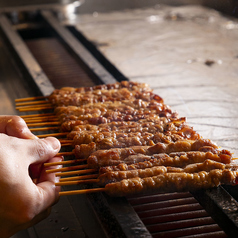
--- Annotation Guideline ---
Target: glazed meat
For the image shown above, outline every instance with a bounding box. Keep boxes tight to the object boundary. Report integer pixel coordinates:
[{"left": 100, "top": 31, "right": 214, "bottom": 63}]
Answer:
[
  {"left": 105, "top": 169, "right": 238, "bottom": 197},
  {"left": 85, "top": 139, "right": 219, "bottom": 167},
  {"left": 49, "top": 87, "right": 161, "bottom": 107},
  {"left": 66, "top": 117, "right": 200, "bottom": 143},
  {"left": 38, "top": 81, "right": 237, "bottom": 196},
  {"left": 98, "top": 151, "right": 231, "bottom": 174},
  {"left": 97, "top": 159, "right": 230, "bottom": 186},
  {"left": 54, "top": 100, "right": 172, "bottom": 120},
  {"left": 50, "top": 81, "right": 152, "bottom": 94}
]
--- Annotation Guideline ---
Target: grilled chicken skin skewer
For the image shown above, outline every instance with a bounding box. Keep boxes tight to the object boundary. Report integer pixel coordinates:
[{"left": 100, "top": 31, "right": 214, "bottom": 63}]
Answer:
[
  {"left": 79, "top": 138, "right": 220, "bottom": 165},
  {"left": 98, "top": 150, "right": 232, "bottom": 174},
  {"left": 104, "top": 169, "right": 238, "bottom": 197},
  {"left": 97, "top": 159, "right": 233, "bottom": 186}
]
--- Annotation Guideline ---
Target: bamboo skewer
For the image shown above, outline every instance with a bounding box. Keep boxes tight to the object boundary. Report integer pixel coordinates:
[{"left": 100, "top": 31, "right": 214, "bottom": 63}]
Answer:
[
  {"left": 61, "top": 143, "right": 73, "bottom": 147},
  {"left": 58, "top": 139, "right": 73, "bottom": 143},
  {"left": 30, "top": 127, "right": 60, "bottom": 132},
  {"left": 59, "top": 174, "right": 98, "bottom": 182},
  {"left": 56, "top": 151, "right": 75, "bottom": 157},
  {"left": 56, "top": 168, "right": 97, "bottom": 177},
  {"left": 15, "top": 100, "right": 49, "bottom": 107},
  {"left": 59, "top": 187, "right": 105, "bottom": 196},
  {"left": 24, "top": 116, "right": 58, "bottom": 123},
  {"left": 21, "top": 113, "right": 55, "bottom": 119},
  {"left": 16, "top": 104, "right": 53, "bottom": 110},
  {"left": 44, "top": 158, "right": 86, "bottom": 167},
  {"left": 37, "top": 132, "right": 68, "bottom": 138},
  {"left": 15, "top": 96, "right": 48, "bottom": 102},
  {"left": 46, "top": 164, "right": 90, "bottom": 173},
  {"left": 56, "top": 179, "right": 99, "bottom": 186},
  {"left": 18, "top": 106, "right": 54, "bottom": 112},
  {"left": 27, "top": 122, "right": 61, "bottom": 127}
]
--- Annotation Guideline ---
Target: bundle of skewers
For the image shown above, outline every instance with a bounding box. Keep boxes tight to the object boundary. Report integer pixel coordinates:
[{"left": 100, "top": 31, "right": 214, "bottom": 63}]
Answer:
[{"left": 15, "top": 81, "right": 238, "bottom": 197}]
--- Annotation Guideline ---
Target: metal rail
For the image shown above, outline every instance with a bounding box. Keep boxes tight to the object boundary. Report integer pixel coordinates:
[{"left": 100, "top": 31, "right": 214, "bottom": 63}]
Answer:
[{"left": 0, "top": 14, "right": 54, "bottom": 96}]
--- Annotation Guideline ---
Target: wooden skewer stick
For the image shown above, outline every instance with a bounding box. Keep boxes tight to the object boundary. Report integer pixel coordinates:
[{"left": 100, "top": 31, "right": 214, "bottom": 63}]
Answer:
[
  {"left": 27, "top": 122, "right": 60, "bottom": 127},
  {"left": 25, "top": 119, "right": 58, "bottom": 124},
  {"left": 59, "top": 187, "right": 105, "bottom": 196},
  {"left": 16, "top": 104, "right": 52, "bottom": 110},
  {"left": 24, "top": 116, "right": 58, "bottom": 123},
  {"left": 15, "top": 96, "right": 48, "bottom": 102},
  {"left": 44, "top": 159, "right": 87, "bottom": 167},
  {"left": 18, "top": 106, "right": 54, "bottom": 112},
  {"left": 15, "top": 100, "right": 49, "bottom": 106},
  {"left": 61, "top": 143, "right": 73, "bottom": 147},
  {"left": 37, "top": 132, "right": 68, "bottom": 138},
  {"left": 58, "top": 139, "right": 73, "bottom": 144},
  {"left": 56, "top": 168, "right": 97, "bottom": 177},
  {"left": 56, "top": 151, "right": 75, "bottom": 157},
  {"left": 46, "top": 164, "right": 89, "bottom": 173},
  {"left": 56, "top": 179, "right": 99, "bottom": 186},
  {"left": 21, "top": 113, "right": 55, "bottom": 119},
  {"left": 30, "top": 127, "right": 60, "bottom": 132},
  {"left": 59, "top": 174, "right": 98, "bottom": 182}
]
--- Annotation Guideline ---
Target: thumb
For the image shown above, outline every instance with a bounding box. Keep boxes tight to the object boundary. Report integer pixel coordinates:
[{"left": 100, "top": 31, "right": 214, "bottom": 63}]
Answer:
[{"left": 30, "top": 137, "right": 61, "bottom": 164}]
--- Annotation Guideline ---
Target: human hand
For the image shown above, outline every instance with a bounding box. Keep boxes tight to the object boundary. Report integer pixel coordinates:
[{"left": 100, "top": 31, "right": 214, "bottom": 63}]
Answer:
[
  {"left": 0, "top": 115, "right": 37, "bottom": 139},
  {"left": 0, "top": 116, "right": 62, "bottom": 237}
]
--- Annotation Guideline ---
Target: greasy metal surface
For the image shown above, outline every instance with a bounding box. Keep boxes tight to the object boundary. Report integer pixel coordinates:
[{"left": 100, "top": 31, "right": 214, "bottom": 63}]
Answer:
[
  {"left": 0, "top": 14, "right": 54, "bottom": 96},
  {"left": 41, "top": 10, "right": 117, "bottom": 85}
]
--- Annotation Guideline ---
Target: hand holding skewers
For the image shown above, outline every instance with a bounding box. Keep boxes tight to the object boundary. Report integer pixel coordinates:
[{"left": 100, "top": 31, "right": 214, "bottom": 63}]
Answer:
[{"left": 0, "top": 115, "right": 62, "bottom": 238}]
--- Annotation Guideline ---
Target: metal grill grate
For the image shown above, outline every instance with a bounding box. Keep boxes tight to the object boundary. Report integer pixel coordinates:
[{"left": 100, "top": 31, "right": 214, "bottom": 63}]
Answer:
[
  {"left": 128, "top": 192, "right": 227, "bottom": 238},
  {"left": 25, "top": 37, "right": 98, "bottom": 89}
]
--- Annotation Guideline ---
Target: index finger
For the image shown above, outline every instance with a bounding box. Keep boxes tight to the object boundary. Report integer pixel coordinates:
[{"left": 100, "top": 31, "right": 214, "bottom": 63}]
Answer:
[
  {"left": 0, "top": 115, "right": 37, "bottom": 139},
  {"left": 32, "top": 156, "right": 62, "bottom": 214}
]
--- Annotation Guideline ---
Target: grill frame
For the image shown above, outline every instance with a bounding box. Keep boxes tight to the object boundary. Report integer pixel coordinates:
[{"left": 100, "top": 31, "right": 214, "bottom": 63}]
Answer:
[{"left": 1, "top": 8, "right": 238, "bottom": 238}]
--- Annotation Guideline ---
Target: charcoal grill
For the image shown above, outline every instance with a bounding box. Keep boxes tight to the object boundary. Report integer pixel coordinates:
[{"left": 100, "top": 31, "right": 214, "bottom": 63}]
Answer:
[{"left": 1, "top": 6, "right": 238, "bottom": 238}]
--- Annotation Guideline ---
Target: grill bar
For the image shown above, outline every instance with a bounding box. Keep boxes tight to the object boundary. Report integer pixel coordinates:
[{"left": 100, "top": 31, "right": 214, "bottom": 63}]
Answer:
[
  {"left": 141, "top": 210, "right": 209, "bottom": 225},
  {"left": 132, "top": 197, "right": 198, "bottom": 212},
  {"left": 128, "top": 192, "right": 227, "bottom": 238},
  {"left": 0, "top": 13, "right": 54, "bottom": 96},
  {"left": 152, "top": 224, "right": 225, "bottom": 238}
]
